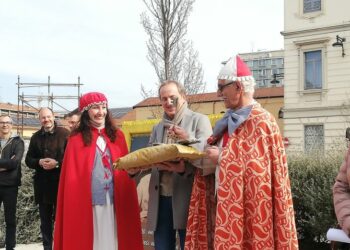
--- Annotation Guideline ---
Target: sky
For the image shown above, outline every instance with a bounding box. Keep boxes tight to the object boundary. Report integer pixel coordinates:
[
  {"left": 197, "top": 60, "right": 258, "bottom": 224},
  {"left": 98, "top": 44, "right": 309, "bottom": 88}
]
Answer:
[{"left": 0, "top": 0, "right": 284, "bottom": 111}]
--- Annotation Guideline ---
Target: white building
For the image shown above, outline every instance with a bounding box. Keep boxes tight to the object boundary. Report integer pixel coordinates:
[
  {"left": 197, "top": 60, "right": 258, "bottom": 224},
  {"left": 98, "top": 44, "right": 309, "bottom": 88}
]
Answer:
[{"left": 282, "top": 0, "right": 350, "bottom": 153}]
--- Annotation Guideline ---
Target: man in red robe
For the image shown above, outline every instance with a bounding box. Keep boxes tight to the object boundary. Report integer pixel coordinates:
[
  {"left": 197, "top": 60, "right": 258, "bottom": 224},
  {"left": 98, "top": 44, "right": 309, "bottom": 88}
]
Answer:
[{"left": 185, "top": 56, "right": 298, "bottom": 250}]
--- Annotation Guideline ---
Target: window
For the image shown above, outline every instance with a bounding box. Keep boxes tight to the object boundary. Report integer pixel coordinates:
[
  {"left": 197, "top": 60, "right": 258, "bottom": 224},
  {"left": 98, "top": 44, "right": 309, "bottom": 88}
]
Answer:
[
  {"left": 304, "top": 50, "right": 322, "bottom": 90},
  {"left": 304, "top": 0, "right": 321, "bottom": 13},
  {"left": 276, "top": 58, "right": 283, "bottom": 67},
  {"left": 130, "top": 135, "right": 150, "bottom": 152},
  {"left": 259, "top": 60, "right": 265, "bottom": 67},
  {"left": 265, "top": 69, "right": 271, "bottom": 77},
  {"left": 294, "top": 37, "right": 329, "bottom": 93},
  {"left": 259, "top": 70, "right": 265, "bottom": 77},
  {"left": 245, "top": 60, "right": 253, "bottom": 68},
  {"left": 304, "top": 125, "right": 324, "bottom": 154},
  {"left": 256, "top": 80, "right": 264, "bottom": 87},
  {"left": 252, "top": 70, "right": 259, "bottom": 80}
]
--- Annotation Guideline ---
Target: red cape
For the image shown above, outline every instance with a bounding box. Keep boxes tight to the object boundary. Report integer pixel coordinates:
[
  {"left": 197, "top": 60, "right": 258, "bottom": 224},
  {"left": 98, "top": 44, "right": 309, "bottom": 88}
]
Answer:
[{"left": 54, "top": 128, "right": 143, "bottom": 250}]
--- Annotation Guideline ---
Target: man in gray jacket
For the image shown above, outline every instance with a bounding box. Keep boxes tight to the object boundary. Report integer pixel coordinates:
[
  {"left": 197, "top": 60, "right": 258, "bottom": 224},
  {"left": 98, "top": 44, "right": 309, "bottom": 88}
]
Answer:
[
  {"left": 147, "top": 80, "right": 212, "bottom": 250},
  {"left": 0, "top": 115, "right": 25, "bottom": 250}
]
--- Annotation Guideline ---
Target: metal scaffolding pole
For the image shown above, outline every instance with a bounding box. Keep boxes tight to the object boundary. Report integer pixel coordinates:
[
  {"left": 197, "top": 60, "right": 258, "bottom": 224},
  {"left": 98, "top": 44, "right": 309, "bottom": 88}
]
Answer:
[{"left": 16, "top": 75, "right": 83, "bottom": 136}]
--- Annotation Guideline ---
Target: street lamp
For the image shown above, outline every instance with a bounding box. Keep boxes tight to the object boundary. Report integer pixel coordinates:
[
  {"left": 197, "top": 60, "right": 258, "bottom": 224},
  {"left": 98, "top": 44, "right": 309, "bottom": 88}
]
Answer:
[
  {"left": 332, "top": 35, "right": 346, "bottom": 57},
  {"left": 270, "top": 73, "right": 284, "bottom": 85}
]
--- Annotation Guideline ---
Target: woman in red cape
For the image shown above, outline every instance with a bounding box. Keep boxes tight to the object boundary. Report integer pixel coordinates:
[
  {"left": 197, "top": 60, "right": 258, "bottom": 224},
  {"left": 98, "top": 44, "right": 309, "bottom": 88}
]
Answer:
[{"left": 54, "top": 92, "right": 143, "bottom": 250}]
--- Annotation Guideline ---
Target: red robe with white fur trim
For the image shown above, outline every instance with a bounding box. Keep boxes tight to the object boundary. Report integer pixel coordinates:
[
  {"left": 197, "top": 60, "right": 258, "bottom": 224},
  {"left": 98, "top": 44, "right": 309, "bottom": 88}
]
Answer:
[{"left": 54, "top": 128, "right": 143, "bottom": 250}]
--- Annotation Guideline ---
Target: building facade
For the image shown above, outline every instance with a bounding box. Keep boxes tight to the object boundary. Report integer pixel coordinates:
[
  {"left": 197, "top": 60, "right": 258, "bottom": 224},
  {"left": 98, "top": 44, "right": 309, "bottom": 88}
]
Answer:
[
  {"left": 0, "top": 102, "right": 40, "bottom": 138},
  {"left": 282, "top": 0, "right": 350, "bottom": 153},
  {"left": 0, "top": 102, "right": 70, "bottom": 138},
  {"left": 239, "top": 50, "right": 284, "bottom": 88}
]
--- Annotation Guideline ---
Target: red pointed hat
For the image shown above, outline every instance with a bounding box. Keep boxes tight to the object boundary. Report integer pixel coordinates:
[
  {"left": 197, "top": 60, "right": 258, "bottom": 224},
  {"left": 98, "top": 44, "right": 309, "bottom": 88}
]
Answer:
[
  {"left": 217, "top": 55, "right": 253, "bottom": 80},
  {"left": 79, "top": 92, "right": 108, "bottom": 112},
  {"left": 217, "top": 55, "right": 255, "bottom": 91}
]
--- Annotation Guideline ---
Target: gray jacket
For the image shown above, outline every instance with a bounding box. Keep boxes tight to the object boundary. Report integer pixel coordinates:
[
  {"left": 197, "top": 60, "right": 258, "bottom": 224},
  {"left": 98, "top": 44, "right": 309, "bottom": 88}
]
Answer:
[{"left": 147, "top": 108, "right": 212, "bottom": 230}]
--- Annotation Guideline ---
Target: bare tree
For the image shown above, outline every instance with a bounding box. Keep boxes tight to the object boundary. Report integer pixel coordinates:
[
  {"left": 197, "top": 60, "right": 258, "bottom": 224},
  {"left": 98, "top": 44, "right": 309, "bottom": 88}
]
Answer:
[
  {"left": 141, "top": 0, "right": 205, "bottom": 98},
  {"left": 182, "top": 42, "right": 205, "bottom": 95}
]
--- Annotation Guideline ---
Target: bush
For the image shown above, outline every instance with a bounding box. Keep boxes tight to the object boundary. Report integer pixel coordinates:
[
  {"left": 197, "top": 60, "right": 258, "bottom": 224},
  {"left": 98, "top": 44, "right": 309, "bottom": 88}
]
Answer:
[
  {"left": 0, "top": 163, "right": 40, "bottom": 244},
  {"left": 288, "top": 152, "right": 343, "bottom": 244}
]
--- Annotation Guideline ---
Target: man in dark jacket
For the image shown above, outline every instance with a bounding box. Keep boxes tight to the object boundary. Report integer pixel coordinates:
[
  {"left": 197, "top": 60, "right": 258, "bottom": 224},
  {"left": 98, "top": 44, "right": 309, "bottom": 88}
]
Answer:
[
  {"left": 25, "top": 108, "right": 69, "bottom": 250},
  {"left": 0, "top": 115, "right": 24, "bottom": 250}
]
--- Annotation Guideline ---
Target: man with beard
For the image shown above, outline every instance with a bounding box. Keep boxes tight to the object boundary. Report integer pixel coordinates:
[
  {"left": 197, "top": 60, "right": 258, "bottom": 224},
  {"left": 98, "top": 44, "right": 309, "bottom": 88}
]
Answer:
[{"left": 25, "top": 108, "right": 69, "bottom": 250}]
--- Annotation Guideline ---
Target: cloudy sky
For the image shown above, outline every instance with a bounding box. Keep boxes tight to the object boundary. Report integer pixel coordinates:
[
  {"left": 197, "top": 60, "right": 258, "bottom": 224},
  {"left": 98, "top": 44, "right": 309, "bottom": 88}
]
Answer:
[{"left": 0, "top": 0, "right": 283, "bottom": 111}]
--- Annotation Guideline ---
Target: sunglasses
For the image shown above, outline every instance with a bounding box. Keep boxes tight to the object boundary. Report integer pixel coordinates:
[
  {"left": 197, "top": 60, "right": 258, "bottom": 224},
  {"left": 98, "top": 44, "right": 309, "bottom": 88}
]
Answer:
[{"left": 217, "top": 81, "right": 236, "bottom": 92}]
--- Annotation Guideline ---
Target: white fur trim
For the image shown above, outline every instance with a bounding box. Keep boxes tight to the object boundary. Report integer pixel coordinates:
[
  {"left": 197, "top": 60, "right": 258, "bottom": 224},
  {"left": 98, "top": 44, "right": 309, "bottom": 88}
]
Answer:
[
  {"left": 217, "top": 75, "right": 255, "bottom": 82},
  {"left": 82, "top": 101, "right": 108, "bottom": 111}
]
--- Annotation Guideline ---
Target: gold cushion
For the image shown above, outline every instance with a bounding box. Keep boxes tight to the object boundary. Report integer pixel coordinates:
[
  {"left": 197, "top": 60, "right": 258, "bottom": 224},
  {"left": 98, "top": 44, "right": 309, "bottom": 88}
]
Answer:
[{"left": 113, "top": 144, "right": 205, "bottom": 170}]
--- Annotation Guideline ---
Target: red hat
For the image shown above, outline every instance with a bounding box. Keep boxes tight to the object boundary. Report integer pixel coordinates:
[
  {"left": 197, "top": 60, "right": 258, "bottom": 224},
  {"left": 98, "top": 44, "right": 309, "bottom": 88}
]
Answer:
[
  {"left": 79, "top": 92, "right": 108, "bottom": 112},
  {"left": 217, "top": 55, "right": 256, "bottom": 92}
]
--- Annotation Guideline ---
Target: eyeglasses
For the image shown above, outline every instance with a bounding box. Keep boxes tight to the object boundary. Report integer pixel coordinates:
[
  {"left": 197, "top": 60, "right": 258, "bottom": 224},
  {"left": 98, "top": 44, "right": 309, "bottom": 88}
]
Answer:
[
  {"left": 217, "top": 81, "right": 235, "bottom": 92},
  {"left": 0, "top": 121, "right": 12, "bottom": 126}
]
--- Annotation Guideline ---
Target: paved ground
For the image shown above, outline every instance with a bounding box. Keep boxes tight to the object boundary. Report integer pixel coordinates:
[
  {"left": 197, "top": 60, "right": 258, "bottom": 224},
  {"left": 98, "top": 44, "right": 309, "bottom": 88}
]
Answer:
[{"left": 0, "top": 243, "right": 42, "bottom": 250}]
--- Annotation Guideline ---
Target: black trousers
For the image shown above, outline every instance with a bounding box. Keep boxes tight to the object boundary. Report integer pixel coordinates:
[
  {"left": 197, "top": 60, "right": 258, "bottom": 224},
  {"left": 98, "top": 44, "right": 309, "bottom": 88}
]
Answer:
[
  {"left": 0, "top": 186, "right": 18, "bottom": 250},
  {"left": 38, "top": 202, "right": 56, "bottom": 250}
]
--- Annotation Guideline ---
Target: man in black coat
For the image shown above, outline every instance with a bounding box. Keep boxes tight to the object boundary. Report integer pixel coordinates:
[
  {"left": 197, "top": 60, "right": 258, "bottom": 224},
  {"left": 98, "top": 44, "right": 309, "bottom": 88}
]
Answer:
[
  {"left": 25, "top": 108, "right": 69, "bottom": 250},
  {"left": 0, "top": 115, "right": 24, "bottom": 250}
]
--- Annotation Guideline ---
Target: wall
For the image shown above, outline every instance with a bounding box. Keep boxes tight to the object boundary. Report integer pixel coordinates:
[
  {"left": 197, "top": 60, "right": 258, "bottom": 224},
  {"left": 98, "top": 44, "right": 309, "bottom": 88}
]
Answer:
[{"left": 283, "top": 0, "right": 350, "bottom": 152}]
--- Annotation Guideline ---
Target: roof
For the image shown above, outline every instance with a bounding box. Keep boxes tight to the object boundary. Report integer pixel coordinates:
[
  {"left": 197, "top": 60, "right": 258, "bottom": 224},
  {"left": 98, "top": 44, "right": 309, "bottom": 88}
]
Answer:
[
  {"left": 0, "top": 102, "right": 38, "bottom": 113},
  {"left": 9, "top": 116, "right": 67, "bottom": 127},
  {"left": 0, "top": 102, "right": 65, "bottom": 118},
  {"left": 109, "top": 107, "right": 133, "bottom": 119},
  {"left": 254, "top": 86, "right": 284, "bottom": 99},
  {"left": 11, "top": 116, "right": 41, "bottom": 127},
  {"left": 133, "top": 86, "right": 284, "bottom": 108}
]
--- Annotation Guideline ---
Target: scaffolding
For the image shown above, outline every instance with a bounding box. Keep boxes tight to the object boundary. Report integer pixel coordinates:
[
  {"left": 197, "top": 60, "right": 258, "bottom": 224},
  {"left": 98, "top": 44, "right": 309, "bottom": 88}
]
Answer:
[{"left": 16, "top": 75, "right": 83, "bottom": 136}]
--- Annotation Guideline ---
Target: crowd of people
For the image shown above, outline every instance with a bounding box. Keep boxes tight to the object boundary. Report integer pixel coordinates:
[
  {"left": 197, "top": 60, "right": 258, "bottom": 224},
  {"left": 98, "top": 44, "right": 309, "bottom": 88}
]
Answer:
[{"left": 1, "top": 54, "right": 348, "bottom": 250}]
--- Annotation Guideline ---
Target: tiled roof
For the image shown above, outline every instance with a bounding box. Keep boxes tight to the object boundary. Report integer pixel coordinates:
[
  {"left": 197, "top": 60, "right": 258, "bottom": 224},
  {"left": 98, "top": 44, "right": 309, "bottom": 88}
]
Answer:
[
  {"left": 11, "top": 116, "right": 41, "bottom": 127},
  {"left": 254, "top": 86, "right": 284, "bottom": 99},
  {"left": 8, "top": 116, "right": 67, "bottom": 127},
  {"left": 133, "top": 87, "right": 284, "bottom": 108},
  {"left": 0, "top": 102, "right": 38, "bottom": 112},
  {"left": 109, "top": 107, "right": 132, "bottom": 119}
]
